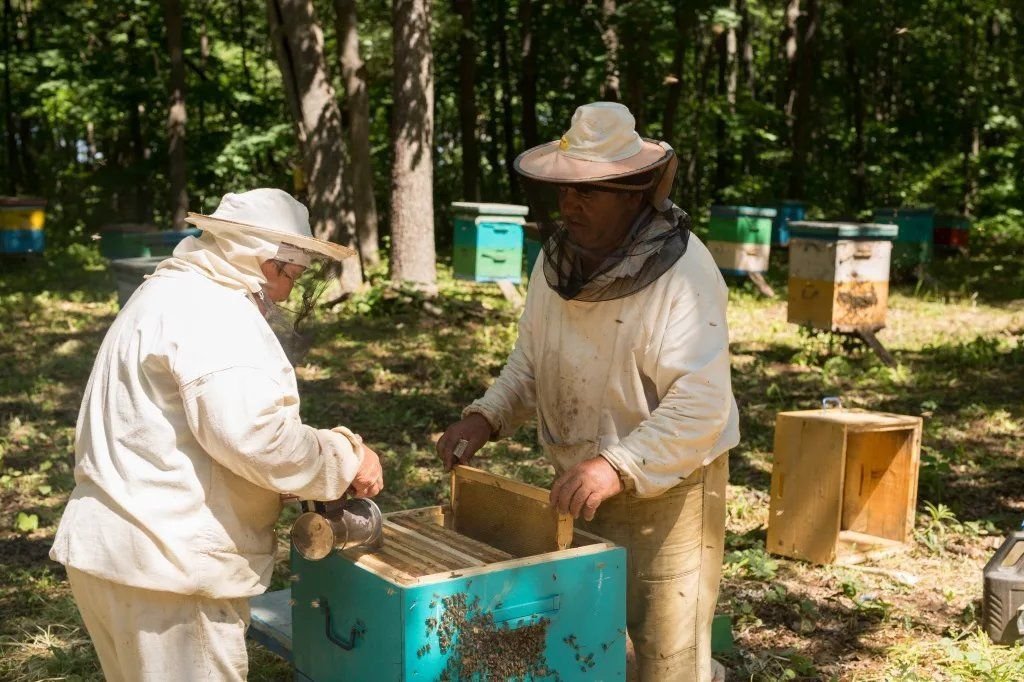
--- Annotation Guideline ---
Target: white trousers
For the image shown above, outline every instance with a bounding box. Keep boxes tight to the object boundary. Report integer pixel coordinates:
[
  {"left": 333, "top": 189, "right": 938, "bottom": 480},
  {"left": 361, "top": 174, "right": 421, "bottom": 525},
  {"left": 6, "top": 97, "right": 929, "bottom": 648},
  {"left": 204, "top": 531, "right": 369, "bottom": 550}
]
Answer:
[{"left": 67, "top": 567, "right": 250, "bottom": 682}]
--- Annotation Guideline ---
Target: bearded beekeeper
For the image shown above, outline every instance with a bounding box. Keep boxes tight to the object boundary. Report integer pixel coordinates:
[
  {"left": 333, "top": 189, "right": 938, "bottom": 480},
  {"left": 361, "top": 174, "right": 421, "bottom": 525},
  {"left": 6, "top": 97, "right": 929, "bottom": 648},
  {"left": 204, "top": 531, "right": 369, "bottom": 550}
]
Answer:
[
  {"left": 50, "top": 188, "right": 382, "bottom": 681},
  {"left": 437, "top": 102, "right": 739, "bottom": 681}
]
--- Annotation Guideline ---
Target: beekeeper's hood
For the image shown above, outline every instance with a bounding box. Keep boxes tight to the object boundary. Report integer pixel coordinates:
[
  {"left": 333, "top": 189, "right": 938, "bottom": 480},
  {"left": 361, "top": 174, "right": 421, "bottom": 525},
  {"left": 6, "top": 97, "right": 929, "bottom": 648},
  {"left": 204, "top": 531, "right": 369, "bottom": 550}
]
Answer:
[{"left": 154, "top": 188, "right": 354, "bottom": 295}]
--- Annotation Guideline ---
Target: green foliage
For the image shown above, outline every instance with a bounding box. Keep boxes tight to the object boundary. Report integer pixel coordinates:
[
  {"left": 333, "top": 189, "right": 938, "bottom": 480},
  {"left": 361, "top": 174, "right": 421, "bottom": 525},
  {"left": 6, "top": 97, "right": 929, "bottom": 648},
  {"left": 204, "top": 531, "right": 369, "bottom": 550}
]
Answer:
[{"left": 723, "top": 548, "right": 779, "bottom": 581}]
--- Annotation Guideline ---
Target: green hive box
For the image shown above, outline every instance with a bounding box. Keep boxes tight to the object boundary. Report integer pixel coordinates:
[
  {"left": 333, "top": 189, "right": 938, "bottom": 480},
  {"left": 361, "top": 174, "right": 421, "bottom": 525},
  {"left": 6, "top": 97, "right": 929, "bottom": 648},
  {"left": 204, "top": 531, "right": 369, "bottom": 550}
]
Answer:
[
  {"left": 708, "top": 205, "right": 777, "bottom": 245},
  {"left": 872, "top": 207, "right": 935, "bottom": 270},
  {"left": 290, "top": 505, "right": 627, "bottom": 681},
  {"left": 452, "top": 202, "right": 528, "bottom": 283}
]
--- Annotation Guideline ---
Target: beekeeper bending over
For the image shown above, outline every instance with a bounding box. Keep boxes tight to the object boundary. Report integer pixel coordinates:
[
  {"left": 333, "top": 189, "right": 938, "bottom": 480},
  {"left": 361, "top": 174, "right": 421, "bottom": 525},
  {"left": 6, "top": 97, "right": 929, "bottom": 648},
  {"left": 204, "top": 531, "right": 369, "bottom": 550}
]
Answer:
[
  {"left": 438, "top": 103, "right": 739, "bottom": 682},
  {"left": 50, "top": 188, "right": 382, "bottom": 681}
]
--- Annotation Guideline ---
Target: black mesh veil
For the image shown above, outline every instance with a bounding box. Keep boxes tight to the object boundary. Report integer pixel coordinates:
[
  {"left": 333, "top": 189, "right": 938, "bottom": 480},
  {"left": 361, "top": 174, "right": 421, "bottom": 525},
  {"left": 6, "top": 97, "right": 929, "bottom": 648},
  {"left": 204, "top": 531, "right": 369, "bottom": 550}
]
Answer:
[
  {"left": 258, "top": 256, "right": 332, "bottom": 364},
  {"left": 520, "top": 166, "right": 691, "bottom": 302}
]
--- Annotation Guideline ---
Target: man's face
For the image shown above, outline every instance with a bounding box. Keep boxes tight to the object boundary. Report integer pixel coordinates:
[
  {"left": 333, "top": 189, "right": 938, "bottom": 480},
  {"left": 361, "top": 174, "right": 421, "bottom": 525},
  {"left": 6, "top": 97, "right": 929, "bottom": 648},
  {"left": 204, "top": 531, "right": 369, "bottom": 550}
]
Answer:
[
  {"left": 557, "top": 185, "right": 645, "bottom": 253},
  {"left": 260, "top": 260, "right": 306, "bottom": 302}
]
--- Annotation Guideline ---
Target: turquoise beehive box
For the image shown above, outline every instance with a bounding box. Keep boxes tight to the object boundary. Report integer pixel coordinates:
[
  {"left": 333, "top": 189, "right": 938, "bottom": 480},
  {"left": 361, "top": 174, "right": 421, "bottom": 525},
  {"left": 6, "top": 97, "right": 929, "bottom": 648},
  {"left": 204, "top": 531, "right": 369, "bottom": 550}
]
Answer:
[
  {"left": 290, "top": 468, "right": 627, "bottom": 681},
  {"left": 872, "top": 207, "right": 935, "bottom": 271},
  {"left": 452, "top": 202, "right": 529, "bottom": 284}
]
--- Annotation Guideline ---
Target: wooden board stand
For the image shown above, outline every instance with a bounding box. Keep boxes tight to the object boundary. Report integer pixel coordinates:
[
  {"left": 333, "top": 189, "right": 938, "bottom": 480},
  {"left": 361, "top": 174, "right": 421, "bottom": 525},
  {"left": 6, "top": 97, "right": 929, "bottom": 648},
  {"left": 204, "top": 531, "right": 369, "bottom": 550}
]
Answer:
[{"left": 767, "top": 407, "right": 923, "bottom": 565}]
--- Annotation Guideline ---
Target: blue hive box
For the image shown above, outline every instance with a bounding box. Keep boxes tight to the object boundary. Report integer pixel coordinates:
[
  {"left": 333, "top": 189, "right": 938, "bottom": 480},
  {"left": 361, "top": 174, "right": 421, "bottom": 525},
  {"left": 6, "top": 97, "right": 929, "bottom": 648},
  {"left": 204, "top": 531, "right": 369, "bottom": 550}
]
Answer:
[
  {"left": 290, "top": 467, "right": 627, "bottom": 681},
  {"left": 452, "top": 202, "right": 529, "bottom": 284},
  {"left": 772, "top": 200, "right": 806, "bottom": 247}
]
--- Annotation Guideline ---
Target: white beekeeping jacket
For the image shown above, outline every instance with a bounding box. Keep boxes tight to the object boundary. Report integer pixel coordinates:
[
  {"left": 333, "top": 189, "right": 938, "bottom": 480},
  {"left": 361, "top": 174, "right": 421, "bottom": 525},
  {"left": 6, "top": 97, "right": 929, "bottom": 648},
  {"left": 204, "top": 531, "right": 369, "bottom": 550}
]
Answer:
[
  {"left": 50, "top": 230, "right": 362, "bottom": 599},
  {"left": 466, "top": 210, "right": 740, "bottom": 497}
]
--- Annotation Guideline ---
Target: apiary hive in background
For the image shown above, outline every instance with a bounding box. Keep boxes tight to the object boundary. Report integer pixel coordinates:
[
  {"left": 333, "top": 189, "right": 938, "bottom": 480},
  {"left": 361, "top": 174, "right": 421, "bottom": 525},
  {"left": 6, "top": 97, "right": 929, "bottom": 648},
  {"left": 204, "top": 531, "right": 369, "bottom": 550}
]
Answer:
[
  {"left": 786, "top": 220, "right": 898, "bottom": 334},
  {"left": 767, "top": 405, "right": 923, "bottom": 565},
  {"left": 771, "top": 200, "right": 806, "bottom": 247},
  {"left": 706, "top": 205, "right": 777, "bottom": 276},
  {"left": 934, "top": 214, "right": 971, "bottom": 253},
  {"left": 451, "top": 202, "right": 529, "bottom": 284},
  {"left": 289, "top": 466, "right": 626, "bottom": 681},
  {"left": 872, "top": 206, "right": 934, "bottom": 273},
  {"left": 0, "top": 197, "right": 46, "bottom": 255}
]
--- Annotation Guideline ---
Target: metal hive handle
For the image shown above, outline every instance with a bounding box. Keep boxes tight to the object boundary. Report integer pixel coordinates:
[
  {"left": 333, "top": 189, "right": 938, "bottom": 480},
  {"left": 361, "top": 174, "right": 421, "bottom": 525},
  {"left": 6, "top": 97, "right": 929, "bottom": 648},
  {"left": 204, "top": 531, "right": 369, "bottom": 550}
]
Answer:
[{"left": 320, "top": 597, "right": 365, "bottom": 651}]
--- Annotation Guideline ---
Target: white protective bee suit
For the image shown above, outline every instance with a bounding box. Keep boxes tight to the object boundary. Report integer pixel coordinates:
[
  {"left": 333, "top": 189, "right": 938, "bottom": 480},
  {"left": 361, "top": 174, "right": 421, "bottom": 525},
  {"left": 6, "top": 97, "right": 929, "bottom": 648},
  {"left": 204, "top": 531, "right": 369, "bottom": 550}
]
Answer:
[{"left": 50, "top": 191, "right": 363, "bottom": 681}]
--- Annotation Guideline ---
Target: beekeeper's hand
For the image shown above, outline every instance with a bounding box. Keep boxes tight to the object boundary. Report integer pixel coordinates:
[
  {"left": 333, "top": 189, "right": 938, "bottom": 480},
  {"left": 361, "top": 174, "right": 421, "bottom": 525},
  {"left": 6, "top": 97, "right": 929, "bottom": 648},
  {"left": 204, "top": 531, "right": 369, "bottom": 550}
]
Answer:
[
  {"left": 349, "top": 443, "right": 384, "bottom": 498},
  {"left": 550, "top": 456, "right": 623, "bottom": 521},
  {"left": 437, "top": 413, "right": 492, "bottom": 471}
]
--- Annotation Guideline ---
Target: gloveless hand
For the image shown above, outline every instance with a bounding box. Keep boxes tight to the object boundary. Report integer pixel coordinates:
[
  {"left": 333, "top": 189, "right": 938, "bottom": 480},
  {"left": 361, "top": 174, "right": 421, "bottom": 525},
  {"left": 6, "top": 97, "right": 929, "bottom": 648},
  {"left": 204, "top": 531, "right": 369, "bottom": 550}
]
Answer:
[
  {"left": 549, "top": 456, "right": 624, "bottom": 521},
  {"left": 436, "top": 413, "right": 493, "bottom": 471},
  {"left": 349, "top": 443, "right": 383, "bottom": 498}
]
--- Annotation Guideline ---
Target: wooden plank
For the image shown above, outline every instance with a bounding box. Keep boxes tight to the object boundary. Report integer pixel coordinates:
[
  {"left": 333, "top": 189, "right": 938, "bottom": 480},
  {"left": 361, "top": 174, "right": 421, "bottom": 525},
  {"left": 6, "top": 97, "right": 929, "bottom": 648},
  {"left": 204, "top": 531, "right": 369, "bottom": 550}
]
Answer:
[
  {"left": 383, "top": 521, "right": 488, "bottom": 567},
  {"left": 379, "top": 525, "right": 457, "bottom": 573},
  {"left": 841, "top": 429, "right": 917, "bottom": 542},
  {"left": 452, "top": 465, "right": 574, "bottom": 557},
  {"left": 776, "top": 409, "right": 920, "bottom": 432},
  {"left": 413, "top": 541, "right": 618, "bottom": 586},
  {"left": 767, "top": 414, "right": 847, "bottom": 564},
  {"left": 834, "top": 530, "right": 907, "bottom": 565},
  {"left": 388, "top": 516, "right": 513, "bottom": 563},
  {"left": 834, "top": 240, "right": 892, "bottom": 283},
  {"left": 343, "top": 550, "right": 417, "bottom": 585}
]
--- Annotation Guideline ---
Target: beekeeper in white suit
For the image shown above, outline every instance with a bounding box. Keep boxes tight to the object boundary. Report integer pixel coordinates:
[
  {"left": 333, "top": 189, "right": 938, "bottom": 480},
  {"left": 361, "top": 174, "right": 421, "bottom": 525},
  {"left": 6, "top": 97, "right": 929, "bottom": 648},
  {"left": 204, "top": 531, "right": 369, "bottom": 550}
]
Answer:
[
  {"left": 438, "top": 103, "right": 739, "bottom": 681},
  {"left": 50, "top": 188, "right": 382, "bottom": 681}
]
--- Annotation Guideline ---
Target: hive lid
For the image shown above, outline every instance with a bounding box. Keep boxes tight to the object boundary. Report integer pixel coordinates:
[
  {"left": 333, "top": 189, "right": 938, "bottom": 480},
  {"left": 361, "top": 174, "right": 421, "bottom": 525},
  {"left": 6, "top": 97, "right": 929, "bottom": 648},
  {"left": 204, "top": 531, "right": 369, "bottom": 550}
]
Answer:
[
  {"left": 789, "top": 220, "right": 898, "bottom": 241},
  {"left": 873, "top": 206, "right": 935, "bottom": 217},
  {"left": 711, "top": 205, "right": 778, "bottom": 218},
  {"left": 451, "top": 202, "right": 529, "bottom": 217}
]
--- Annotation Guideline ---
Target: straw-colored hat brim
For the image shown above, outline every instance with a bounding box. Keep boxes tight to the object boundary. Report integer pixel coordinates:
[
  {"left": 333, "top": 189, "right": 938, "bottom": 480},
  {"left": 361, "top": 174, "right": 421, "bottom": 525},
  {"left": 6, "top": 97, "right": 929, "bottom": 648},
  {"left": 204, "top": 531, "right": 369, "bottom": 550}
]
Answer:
[
  {"left": 515, "top": 139, "right": 671, "bottom": 184},
  {"left": 184, "top": 213, "right": 356, "bottom": 262}
]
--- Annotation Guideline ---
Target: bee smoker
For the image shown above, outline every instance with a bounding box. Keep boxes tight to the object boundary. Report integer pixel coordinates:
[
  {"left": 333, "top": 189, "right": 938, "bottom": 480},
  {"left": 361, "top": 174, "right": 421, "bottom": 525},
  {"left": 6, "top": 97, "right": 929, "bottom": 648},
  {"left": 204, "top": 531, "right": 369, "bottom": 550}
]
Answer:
[{"left": 291, "top": 497, "right": 384, "bottom": 561}]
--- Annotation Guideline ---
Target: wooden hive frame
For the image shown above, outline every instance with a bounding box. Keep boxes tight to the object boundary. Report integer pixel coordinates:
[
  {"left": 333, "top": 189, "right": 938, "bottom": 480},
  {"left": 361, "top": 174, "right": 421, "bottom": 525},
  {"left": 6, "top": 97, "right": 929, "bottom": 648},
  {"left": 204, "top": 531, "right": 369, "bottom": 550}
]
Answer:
[
  {"left": 767, "top": 408, "right": 923, "bottom": 565},
  {"left": 339, "top": 466, "right": 604, "bottom": 587}
]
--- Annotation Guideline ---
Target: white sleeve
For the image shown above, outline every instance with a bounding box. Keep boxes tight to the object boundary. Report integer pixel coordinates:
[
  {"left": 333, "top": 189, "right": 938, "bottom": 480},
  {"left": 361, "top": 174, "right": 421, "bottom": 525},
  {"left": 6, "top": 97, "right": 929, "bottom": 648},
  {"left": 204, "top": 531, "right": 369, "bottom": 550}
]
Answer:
[
  {"left": 599, "top": 277, "right": 736, "bottom": 497},
  {"left": 462, "top": 282, "right": 539, "bottom": 438},
  {"left": 180, "top": 367, "right": 363, "bottom": 500}
]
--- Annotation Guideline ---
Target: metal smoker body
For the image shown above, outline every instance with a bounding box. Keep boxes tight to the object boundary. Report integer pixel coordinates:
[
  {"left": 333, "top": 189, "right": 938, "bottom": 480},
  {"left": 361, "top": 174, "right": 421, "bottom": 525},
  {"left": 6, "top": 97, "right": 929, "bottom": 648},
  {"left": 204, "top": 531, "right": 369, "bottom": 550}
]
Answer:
[{"left": 291, "top": 498, "right": 383, "bottom": 561}]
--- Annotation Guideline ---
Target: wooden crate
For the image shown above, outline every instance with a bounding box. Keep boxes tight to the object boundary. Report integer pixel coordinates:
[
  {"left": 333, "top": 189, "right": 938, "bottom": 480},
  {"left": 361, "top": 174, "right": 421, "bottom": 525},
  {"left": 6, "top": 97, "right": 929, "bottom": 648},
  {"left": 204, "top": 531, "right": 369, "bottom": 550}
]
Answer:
[
  {"left": 767, "top": 407, "right": 923, "bottom": 565},
  {"left": 290, "top": 467, "right": 626, "bottom": 681}
]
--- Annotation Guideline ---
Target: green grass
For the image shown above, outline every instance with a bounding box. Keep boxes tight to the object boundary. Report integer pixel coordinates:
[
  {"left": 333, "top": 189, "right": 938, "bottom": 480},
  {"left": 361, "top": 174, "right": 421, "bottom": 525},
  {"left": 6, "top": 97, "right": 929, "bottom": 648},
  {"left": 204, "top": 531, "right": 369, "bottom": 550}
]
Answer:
[{"left": 1, "top": 238, "right": 1023, "bottom": 681}]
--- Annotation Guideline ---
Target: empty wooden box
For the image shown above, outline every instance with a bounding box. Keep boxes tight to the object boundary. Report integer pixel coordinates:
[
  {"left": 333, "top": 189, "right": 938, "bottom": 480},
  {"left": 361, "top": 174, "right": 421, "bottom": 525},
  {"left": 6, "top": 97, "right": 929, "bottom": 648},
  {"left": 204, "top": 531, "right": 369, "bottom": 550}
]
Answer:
[
  {"left": 289, "top": 466, "right": 626, "bottom": 681},
  {"left": 787, "top": 220, "right": 898, "bottom": 333},
  {"left": 767, "top": 406, "right": 923, "bottom": 565}
]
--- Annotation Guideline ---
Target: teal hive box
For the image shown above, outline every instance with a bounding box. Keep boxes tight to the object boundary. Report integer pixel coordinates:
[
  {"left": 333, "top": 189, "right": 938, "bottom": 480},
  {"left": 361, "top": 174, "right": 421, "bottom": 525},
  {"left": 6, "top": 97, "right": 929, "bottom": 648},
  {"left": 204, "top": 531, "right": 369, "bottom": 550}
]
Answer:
[
  {"left": 290, "top": 495, "right": 627, "bottom": 681},
  {"left": 0, "top": 229, "right": 45, "bottom": 254},
  {"left": 772, "top": 200, "right": 806, "bottom": 246},
  {"left": 452, "top": 202, "right": 528, "bottom": 284},
  {"left": 872, "top": 207, "right": 935, "bottom": 270}
]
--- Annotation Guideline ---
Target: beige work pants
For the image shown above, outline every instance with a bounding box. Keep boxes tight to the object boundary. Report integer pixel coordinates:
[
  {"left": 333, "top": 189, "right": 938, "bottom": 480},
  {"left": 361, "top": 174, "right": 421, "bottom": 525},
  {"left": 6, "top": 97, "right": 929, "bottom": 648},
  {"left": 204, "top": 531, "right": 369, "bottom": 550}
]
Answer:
[
  {"left": 580, "top": 453, "right": 728, "bottom": 682},
  {"left": 66, "top": 567, "right": 250, "bottom": 682}
]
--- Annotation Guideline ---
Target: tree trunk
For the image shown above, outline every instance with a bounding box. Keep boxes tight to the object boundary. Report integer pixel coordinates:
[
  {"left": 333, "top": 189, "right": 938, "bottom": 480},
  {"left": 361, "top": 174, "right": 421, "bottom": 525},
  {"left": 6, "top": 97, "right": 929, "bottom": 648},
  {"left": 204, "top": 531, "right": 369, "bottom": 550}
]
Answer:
[
  {"left": 267, "top": 0, "right": 362, "bottom": 290},
  {"left": 2, "top": 0, "right": 20, "bottom": 195},
  {"left": 163, "top": 0, "right": 189, "bottom": 231},
  {"left": 841, "top": 0, "right": 866, "bottom": 210},
  {"left": 496, "top": 0, "right": 518, "bottom": 199},
  {"left": 661, "top": 5, "right": 689, "bottom": 145},
  {"left": 780, "top": 0, "right": 800, "bottom": 120},
  {"left": 738, "top": 0, "right": 755, "bottom": 98},
  {"left": 519, "top": 0, "right": 538, "bottom": 150},
  {"left": 453, "top": 0, "right": 480, "bottom": 201},
  {"left": 713, "top": 21, "right": 732, "bottom": 200},
  {"left": 335, "top": 0, "right": 381, "bottom": 267},
  {"left": 389, "top": 0, "right": 436, "bottom": 289},
  {"left": 960, "top": 17, "right": 980, "bottom": 216},
  {"left": 600, "top": 0, "right": 620, "bottom": 101},
  {"left": 787, "top": 0, "right": 818, "bottom": 199}
]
